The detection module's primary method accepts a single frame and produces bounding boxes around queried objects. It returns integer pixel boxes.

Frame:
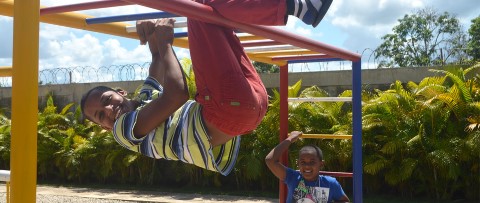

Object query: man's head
[81,86,136,131]
[297,145,324,181]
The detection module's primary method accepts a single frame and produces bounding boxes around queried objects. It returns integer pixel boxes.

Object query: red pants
[188,0,287,135]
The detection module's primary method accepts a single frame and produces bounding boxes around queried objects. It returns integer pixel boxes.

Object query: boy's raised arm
[265,131,302,181]
[133,19,189,137]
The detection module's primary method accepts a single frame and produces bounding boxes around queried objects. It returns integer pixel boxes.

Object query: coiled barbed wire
[0,63,151,87]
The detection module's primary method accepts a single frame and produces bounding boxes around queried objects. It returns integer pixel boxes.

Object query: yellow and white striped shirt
[113,77,240,176]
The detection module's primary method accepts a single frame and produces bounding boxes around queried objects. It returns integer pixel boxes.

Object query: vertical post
[11,0,39,202]
[352,60,363,203]
[279,64,289,203]
[6,181,10,203]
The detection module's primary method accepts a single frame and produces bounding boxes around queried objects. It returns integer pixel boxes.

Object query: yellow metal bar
[0,1,295,66]
[6,181,10,203]
[0,0,191,48]
[300,134,352,139]
[10,0,39,202]
[249,56,287,66]
[0,66,12,77]
[237,34,266,41]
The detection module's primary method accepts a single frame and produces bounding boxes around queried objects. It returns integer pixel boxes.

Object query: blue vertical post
[279,64,289,203]
[352,60,363,203]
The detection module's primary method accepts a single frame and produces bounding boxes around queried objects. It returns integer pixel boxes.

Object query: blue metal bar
[352,60,363,203]
[287,58,346,64]
[174,32,187,38]
[86,12,180,24]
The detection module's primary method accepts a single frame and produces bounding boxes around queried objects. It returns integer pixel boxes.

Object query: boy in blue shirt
[266,131,350,202]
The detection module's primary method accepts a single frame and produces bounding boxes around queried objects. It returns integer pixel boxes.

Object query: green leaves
[467,16,480,61]
[362,64,480,200]
[375,8,466,67]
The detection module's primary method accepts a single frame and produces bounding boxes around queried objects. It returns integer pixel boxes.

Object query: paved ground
[0,183,277,203]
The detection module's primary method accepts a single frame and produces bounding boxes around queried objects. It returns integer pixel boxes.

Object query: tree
[375,8,466,68]
[253,61,279,73]
[467,16,480,61]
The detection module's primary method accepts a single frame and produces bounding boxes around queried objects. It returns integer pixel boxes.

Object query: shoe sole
[312,0,333,27]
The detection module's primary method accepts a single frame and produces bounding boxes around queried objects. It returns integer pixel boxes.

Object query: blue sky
[0,0,479,72]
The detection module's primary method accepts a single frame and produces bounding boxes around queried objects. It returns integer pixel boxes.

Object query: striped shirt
[112,77,240,176]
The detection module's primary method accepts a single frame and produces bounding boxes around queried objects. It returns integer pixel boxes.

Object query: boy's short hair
[80,86,116,121]
[299,145,324,161]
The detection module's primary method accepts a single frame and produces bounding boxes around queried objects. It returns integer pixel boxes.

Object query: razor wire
[0,62,151,87]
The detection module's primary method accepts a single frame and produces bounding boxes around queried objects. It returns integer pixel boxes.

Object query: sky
[0,0,479,72]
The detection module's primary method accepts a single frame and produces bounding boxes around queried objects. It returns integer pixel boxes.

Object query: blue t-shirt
[284,168,346,203]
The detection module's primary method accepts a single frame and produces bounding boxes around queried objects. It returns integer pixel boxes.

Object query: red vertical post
[279,64,289,203]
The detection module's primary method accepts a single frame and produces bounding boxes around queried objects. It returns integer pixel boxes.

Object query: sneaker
[297,0,333,28]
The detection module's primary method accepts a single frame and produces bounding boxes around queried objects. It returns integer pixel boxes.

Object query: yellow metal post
[6,181,10,203]
[10,0,39,202]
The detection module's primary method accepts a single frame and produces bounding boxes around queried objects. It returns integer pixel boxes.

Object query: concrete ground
[0,183,277,203]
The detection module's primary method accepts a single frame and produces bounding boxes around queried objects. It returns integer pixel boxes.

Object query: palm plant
[37,94,78,181]
[0,108,11,170]
[363,63,480,200]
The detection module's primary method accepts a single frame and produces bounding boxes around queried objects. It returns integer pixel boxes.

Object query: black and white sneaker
[293,0,333,27]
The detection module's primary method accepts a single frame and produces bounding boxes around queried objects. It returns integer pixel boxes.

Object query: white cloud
[40,33,104,68]
[325,0,480,62]
[101,38,150,65]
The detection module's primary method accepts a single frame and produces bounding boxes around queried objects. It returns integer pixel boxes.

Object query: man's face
[83,89,134,131]
[297,151,324,181]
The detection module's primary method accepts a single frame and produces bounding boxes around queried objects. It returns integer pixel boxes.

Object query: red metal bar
[279,64,288,203]
[123,0,361,62]
[272,54,332,61]
[241,40,283,47]
[40,0,133,15]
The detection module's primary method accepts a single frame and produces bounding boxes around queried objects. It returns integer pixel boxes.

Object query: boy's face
[83,89,135,131]
[298,151,324,181]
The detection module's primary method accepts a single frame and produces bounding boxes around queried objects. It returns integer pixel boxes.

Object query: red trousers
[188,0,287,135]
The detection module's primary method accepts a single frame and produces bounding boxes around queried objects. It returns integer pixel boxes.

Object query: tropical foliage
[0,63,479,201]
[363,63,480,200]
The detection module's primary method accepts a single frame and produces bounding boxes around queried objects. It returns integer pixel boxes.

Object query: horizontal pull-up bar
[296,170,353,177]
[319,171,353,178]
[300,134,352,139]
[124,0,361,62]
[0,170,10,182]
[0,66,12,77]
[244,45,301,53]
[241,40,284,47]
[272,54,332,61]
[288,57,347,64]
[41,0,134,15]
[288,97,353,102]
[126,21,188,32]
[87,12,180,24]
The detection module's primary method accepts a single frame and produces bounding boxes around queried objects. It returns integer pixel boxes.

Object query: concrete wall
[0,66,445,113]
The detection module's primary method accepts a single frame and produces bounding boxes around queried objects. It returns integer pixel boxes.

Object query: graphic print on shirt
[293,179,330,203]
